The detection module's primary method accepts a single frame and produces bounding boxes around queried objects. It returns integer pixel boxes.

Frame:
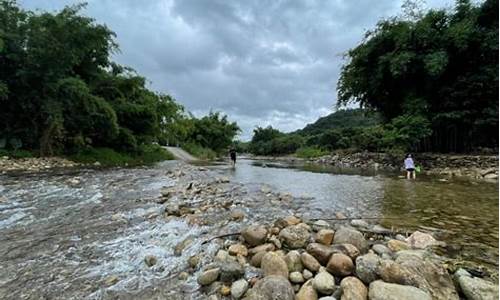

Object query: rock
[269,235,282,249]
[174,237,193,256]
[405,231,440,249]
[231,279,249,299]
[313,268,336,294]
[284,250,303,272]
[188,255,200,268]
[316,229,335,245]
[105,275,119,286]
[220,285,231,296]
[219,260,244,282]
[455,272,499,300]
[296,279,318,300]
[307,243,335,265]
[230,210,245,221]
[251,275,295,300]
[198,268,220,286]
[340,277,367,300]
[335,212,347,219]
[229,244,248,257]
[312,220,331,232]
[289,271,305,283]
[368,280,431,300]
[301,252,321,272]
[372,244,391,256]
[303,269,314,280]
[332,244,360,260]
[319,297,337,300]
[350,219,369,228]
[250,251,266,267]
[144,255,157,267]
[355,253,381,284]
[215,250,231,262]
[242,225,268,246]
[248,243,275,256]
[484,173,498,179]
[279,224,311,249]
[275,215,302,228]
[333,227,367,252]
[261,252,289,278]
[326,253,354,277]
[387,239,410,252]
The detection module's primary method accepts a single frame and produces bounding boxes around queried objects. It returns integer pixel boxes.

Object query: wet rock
[261,252,289,278]
[303,269,314,280]
[333,227,367,252]
[307,243,335,265]
[455,270,499,300]
[242,225,268,246]
[229,244,248,257]
[318,297,337,300]
[284,250,303,272]
[372,244,391,256]
[332,244,360,260]
[313,268,336,295]
[316,229,335,245]
[326,253,354,277]
[296,279,318,300]
[340,276,367,300]
[174,237,193,256]
[188,255,200,268]
[198,268,220,286]
[279,224,311,249]
[230,210,245,221]
[405,231,440,249]
[144,255,157,267]
[219,260,244,282]
[178,272,189,280]
[248,243,275,256]
[289,271,305,283]
[301,252,321,272]
[355,253,381,284]
[312,220,331,232]
[250,275,295,300]
[387,239,410,252]
[231,279,249,299]
[105,275,119,286]
[335,212,347,219]
[215,250,231,262]
[368,280,431,300]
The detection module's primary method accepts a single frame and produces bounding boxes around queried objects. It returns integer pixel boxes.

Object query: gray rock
[197,268,220,286]
[289,271,305,283]
[333,227,367,252]
[279,224,311,249]
[405,231,441,249]
[313,268,336,294]
[231,279,249,299]
[456,273,498,300]
[313,220,331,232]
[284,250,303,272]
[372,244,391,256]
[219,259,244,282]
[318,297,337,300]
[350,219,369,228]
[355,253,381,284]
[303,269,314,280]
[368,280,431,300]
[261,252,289,278]
[242,225,268,246]
[250,275,295,300]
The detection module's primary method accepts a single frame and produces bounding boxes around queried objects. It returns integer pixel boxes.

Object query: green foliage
[0,149,35,158]
[338,0,498,152]
[70,145,173,167]
[183,142,217,160]
[295,147,328,159]
[248,126,305,155]
[0,1,240,161]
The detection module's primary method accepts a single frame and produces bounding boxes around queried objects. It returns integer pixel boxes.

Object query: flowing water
[0,159,497,299]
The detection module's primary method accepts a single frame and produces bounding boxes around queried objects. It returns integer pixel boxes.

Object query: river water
[0,159,497,299]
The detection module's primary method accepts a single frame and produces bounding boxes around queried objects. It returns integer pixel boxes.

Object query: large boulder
[333,227,367,252]
[261,252,289,278]
[279,223,311,249]
[326,253,354,277]
[249,275,295,300]
[355,253,381,284]
[296,279,318,300]
[454,269,498,300]
[307,243,336,265]
[242,225,268,246]
[340,276,367,300]
[368,280,431,300]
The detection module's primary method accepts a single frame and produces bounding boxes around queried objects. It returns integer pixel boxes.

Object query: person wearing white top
[404,153,416,179]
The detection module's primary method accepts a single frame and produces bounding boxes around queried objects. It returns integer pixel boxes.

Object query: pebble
[312,268,335,294]
[289,271,305,283]
[230,279,249,299]
[197,268,220,286]
[301,252,321,272]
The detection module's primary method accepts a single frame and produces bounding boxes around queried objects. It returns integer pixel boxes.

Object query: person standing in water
[229,148,237,167]
[404,153,416,179]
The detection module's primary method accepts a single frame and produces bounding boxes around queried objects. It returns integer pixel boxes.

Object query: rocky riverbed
[0,156,80,173]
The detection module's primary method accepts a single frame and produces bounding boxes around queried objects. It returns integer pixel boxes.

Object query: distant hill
[295,108,381,136]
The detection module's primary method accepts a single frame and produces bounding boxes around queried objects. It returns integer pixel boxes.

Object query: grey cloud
[20,0,455,140]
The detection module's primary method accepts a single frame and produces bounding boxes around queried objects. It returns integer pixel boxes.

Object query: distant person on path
[229,148,237,166]
[404,153,416,179]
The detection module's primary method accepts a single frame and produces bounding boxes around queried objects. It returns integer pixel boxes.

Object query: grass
[183,142,217,160]
[0,149,36,159]
[70,144,174,167]
[295,147,329,159]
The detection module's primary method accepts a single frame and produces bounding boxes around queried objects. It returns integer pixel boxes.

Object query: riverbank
[248,152,499,180]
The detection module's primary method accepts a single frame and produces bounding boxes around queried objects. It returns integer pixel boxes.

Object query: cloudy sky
[21,0,454,140]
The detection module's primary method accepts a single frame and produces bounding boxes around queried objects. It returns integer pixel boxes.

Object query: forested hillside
[0,1,239,163]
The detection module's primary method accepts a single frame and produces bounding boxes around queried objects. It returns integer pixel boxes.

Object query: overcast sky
[21,0,454,140]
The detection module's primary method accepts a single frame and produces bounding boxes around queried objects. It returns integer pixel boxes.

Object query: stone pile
[197,216,498,300]
[0,156,79,173]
